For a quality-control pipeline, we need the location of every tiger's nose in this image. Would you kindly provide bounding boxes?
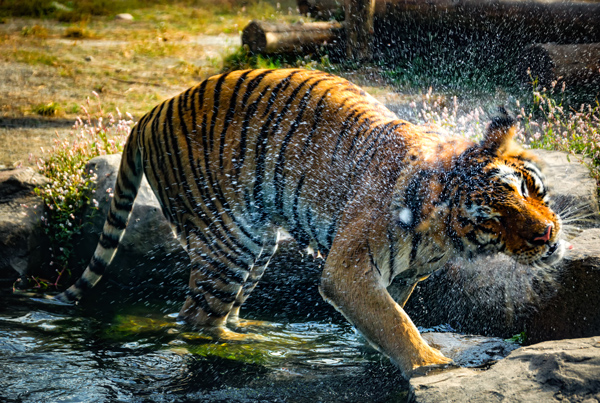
[532,224,552,245]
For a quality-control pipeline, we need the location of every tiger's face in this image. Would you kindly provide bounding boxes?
[451,154,567,266]
[444,111,567,267]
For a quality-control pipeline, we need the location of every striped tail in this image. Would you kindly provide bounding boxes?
[55,124,143,304]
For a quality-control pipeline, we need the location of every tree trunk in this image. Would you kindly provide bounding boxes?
[345,0,375,62]
[521,43,600,87]
[241,20,344,55]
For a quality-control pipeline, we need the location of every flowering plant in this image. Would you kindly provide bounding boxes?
[522,77,600,188]
[33,93,134,288]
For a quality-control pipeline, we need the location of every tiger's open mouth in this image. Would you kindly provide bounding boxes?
[538,239,568,266]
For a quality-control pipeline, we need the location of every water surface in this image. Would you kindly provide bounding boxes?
[0,293,408,403]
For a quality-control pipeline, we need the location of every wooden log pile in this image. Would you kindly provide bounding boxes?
[242,0,600,87]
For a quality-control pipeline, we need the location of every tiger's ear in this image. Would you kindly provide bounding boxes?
[481,107,517,155]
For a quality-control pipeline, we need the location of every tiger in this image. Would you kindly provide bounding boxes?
[56,68,567,378]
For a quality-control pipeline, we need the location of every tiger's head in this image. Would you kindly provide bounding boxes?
[392,109,567,267]
[444,109,567,266]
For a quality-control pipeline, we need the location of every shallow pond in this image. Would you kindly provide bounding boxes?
[0,292,409,403]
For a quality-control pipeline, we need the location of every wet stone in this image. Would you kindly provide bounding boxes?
[410,337,600,403]
[421,332,519,368]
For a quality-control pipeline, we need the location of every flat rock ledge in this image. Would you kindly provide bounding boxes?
[410,336,600,403]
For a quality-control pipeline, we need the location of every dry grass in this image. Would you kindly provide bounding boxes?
[0,0,301,168]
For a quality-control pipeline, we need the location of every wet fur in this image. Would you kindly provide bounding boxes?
[57,69,565,378]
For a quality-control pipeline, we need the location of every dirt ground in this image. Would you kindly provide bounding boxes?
[0,12,245,168]
[0,3,418,169]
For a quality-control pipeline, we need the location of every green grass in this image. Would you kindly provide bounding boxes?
[12,49,60,66]
[0,0,158,20]
[222,45,335,72]
[21,24,48,38]
[0,0,293,29]
[32,102,61,116]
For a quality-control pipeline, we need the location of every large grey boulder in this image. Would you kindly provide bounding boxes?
[0,168,50,285]
[410,336,600,403]
[421,332,519,367]
[401,228,600,343]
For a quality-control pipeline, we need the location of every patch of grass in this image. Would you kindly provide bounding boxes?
[12,49,60,67]
[130,39,184,58]
[32,102,61,116]
[505,331,527,345]
[64,24,96,39]
[21,24,48,38]
[169,60,204,79]
[0,0,158,20]
[222,45,334,72]
[67,104,82,114]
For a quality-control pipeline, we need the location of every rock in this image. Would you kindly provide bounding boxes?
[534,149,600,228]
[0,168,50,285]
[422,332,519,367]
[84,56,93,62]
[115,13,134,21]
[0,168,49,201]
[526,228,600,343]
[410,336,600,403]
[402,228,600,343]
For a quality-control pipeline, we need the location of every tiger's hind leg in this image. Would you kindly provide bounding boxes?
[175,223,265,340]
[177,251,269,342]
[227,240,279,329]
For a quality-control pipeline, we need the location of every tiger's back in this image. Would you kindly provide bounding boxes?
[140,69,404,260]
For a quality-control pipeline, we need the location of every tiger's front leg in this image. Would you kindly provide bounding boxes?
[319,234,451,378]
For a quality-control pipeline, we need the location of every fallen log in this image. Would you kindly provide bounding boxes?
[520,43,600,87]
[241,20,344,54]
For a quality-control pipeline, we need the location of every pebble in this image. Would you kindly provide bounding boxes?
[115,13,134,21]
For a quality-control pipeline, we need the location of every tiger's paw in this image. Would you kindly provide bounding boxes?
[207,326,266,343]
[410,361,460,378]
[409,348,456,378]
[228,318,273,329]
